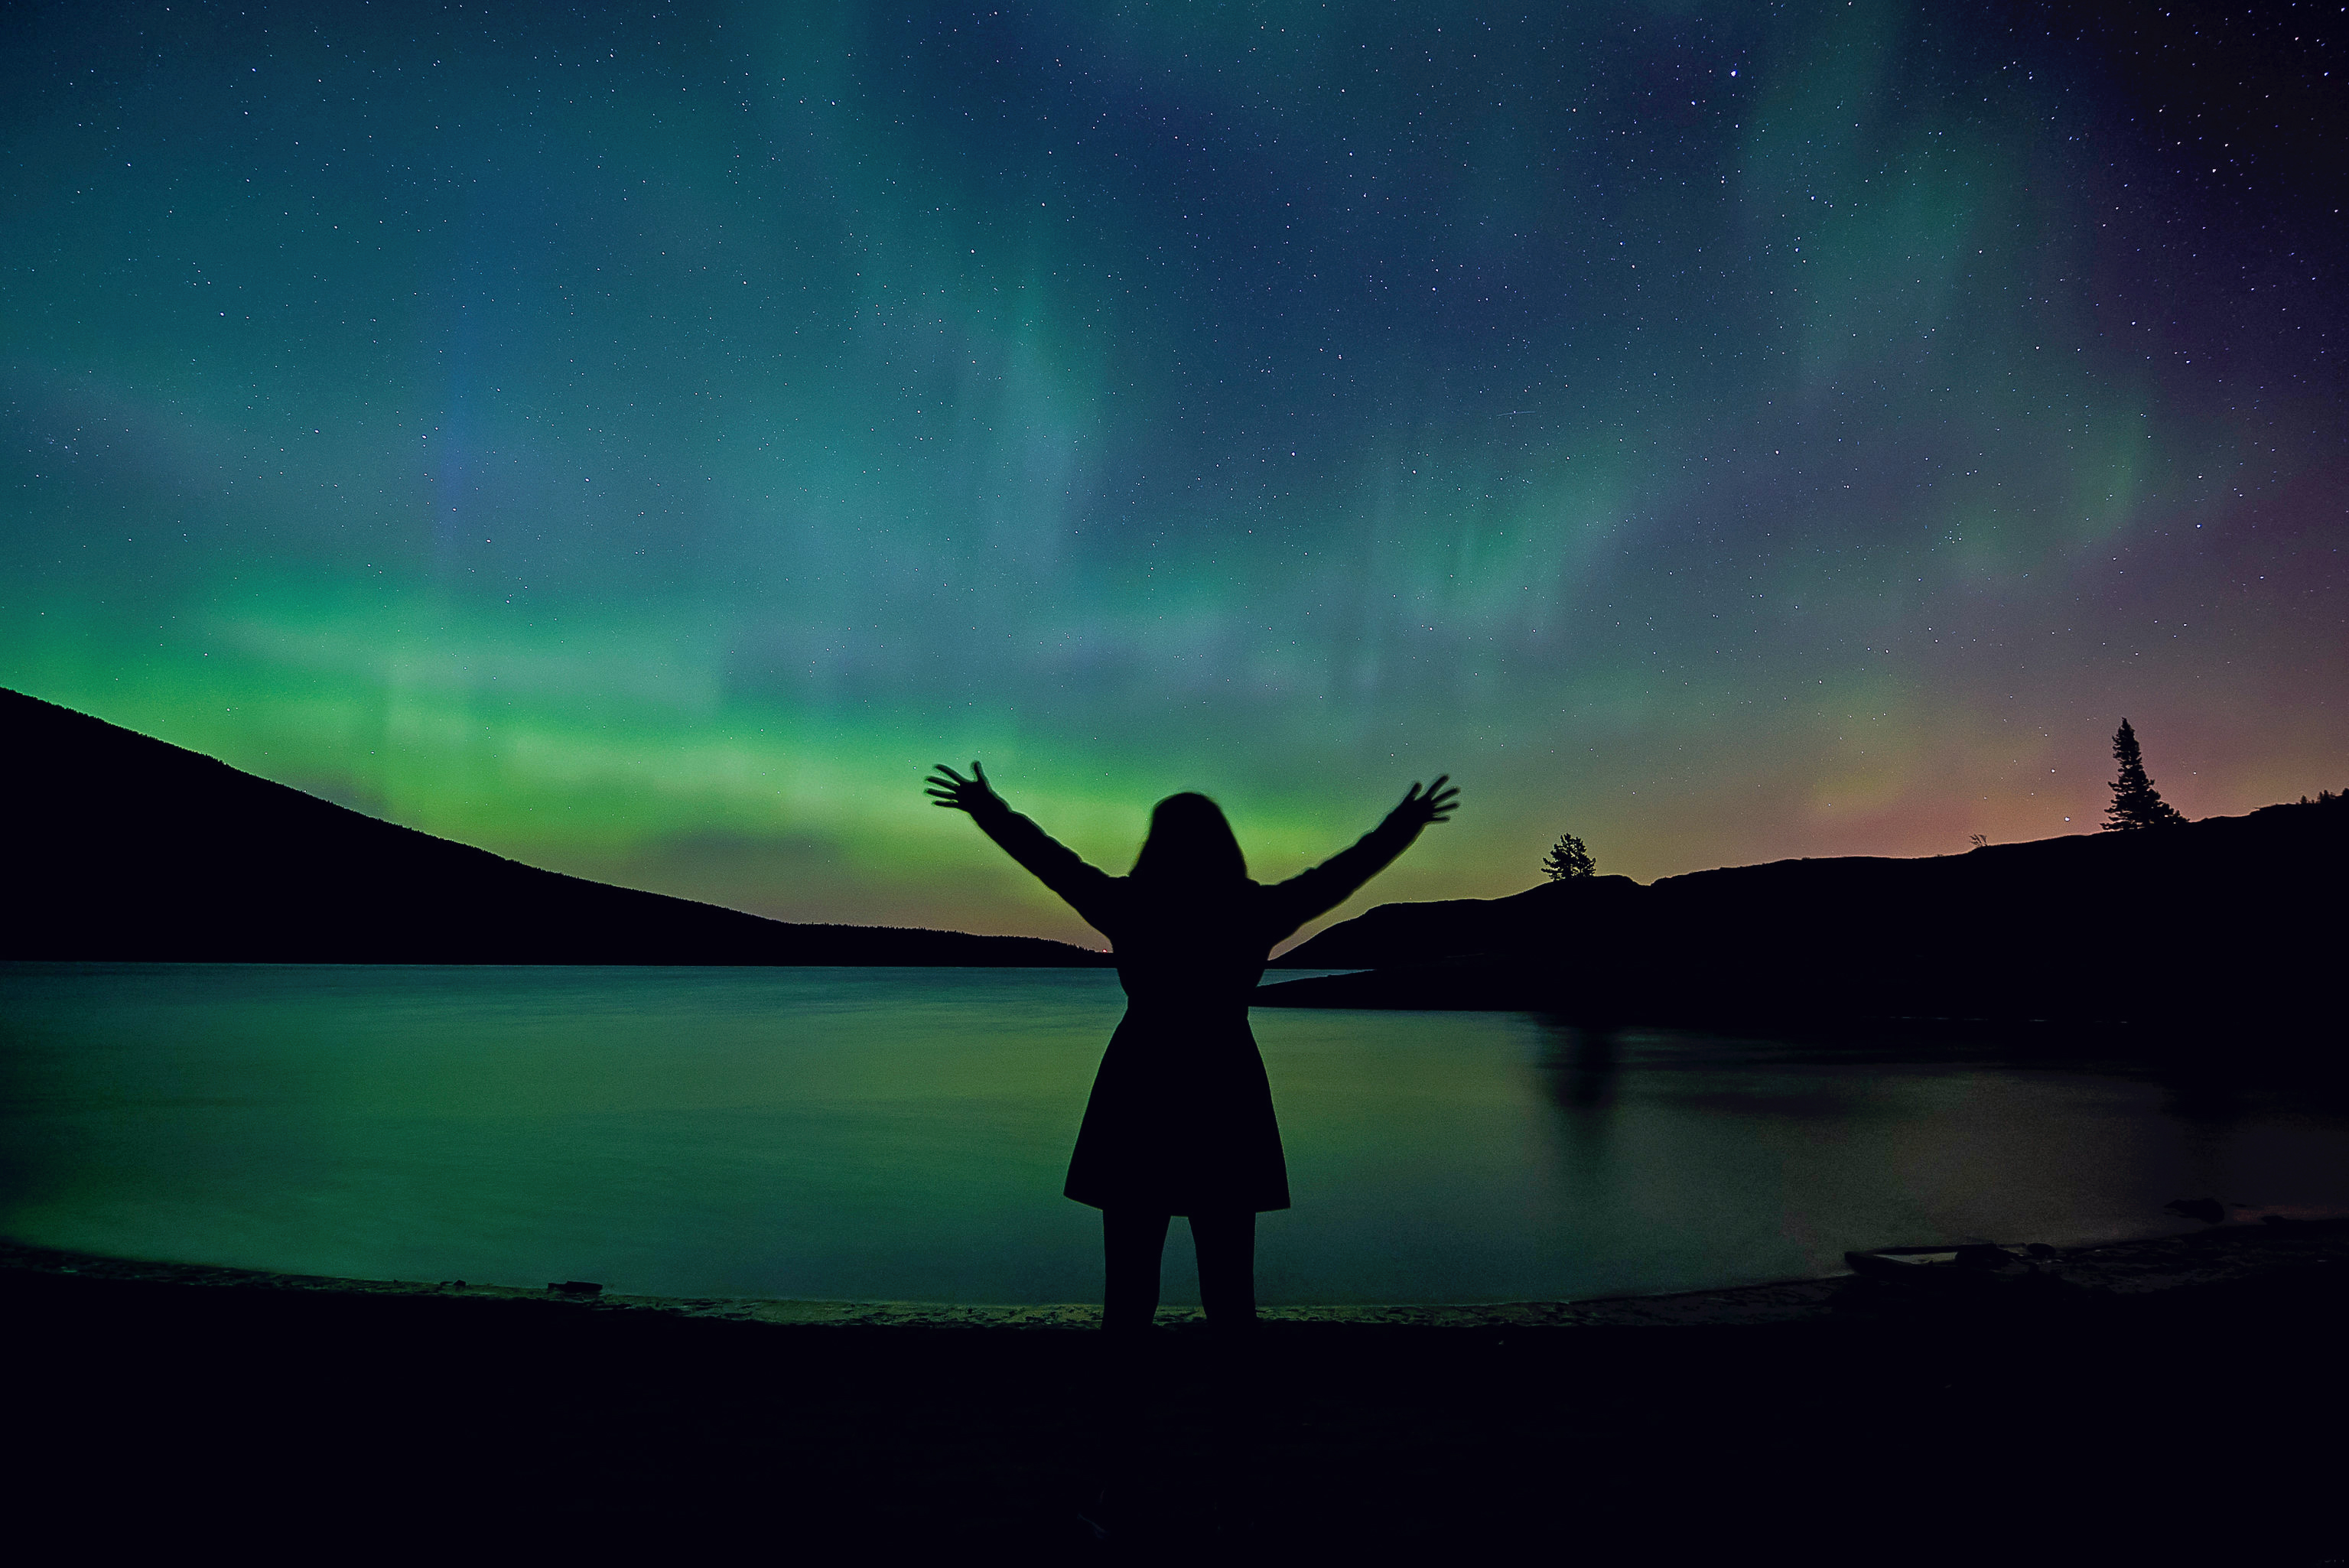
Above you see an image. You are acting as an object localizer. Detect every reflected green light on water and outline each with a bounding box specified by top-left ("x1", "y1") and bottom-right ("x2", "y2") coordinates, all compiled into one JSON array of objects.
[{"x1": 4, "y1": 965, "x2": 2346, "y2": 1303}]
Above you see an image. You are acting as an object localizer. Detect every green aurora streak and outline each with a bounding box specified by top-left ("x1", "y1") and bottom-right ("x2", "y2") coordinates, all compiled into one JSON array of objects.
[{"x1": 5, "y1": 1, "x2": 2344, "y2": 945}]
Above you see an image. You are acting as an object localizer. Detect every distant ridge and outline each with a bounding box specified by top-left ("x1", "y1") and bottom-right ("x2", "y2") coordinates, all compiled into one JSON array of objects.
[
  {"x1": 1261, "y1": 794, "x2": 2347, "y2": 1029},
  {"x1": 0, "y1": 688, "x2": 1108, "y2": 967}
]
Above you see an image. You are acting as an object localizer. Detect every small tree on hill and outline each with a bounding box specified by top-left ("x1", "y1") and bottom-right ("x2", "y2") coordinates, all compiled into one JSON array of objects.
[
  {"x1": 2103, "y1": 717, "x2": 2186, "y2": 831},
  {"x1": 1542, "y1": 832, "x2": 1596, "y2": 881}
]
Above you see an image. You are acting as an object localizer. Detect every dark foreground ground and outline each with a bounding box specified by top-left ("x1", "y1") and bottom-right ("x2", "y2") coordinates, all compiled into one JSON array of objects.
[{"x1": 7, "y1": 1226, "x2": 2346, "y2": 1563}]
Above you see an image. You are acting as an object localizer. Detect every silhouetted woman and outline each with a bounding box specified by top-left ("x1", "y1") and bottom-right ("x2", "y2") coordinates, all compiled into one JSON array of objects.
[{"x1": 922, "y1": 763, "x2": 1457, "y2": 1332}]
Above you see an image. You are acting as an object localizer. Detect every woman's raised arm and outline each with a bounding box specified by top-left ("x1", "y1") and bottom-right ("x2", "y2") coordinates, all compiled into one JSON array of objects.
[
  {"x1": 1263, "y1": 776, "x2": 1459, "y2": 940},
  {"x1": 926, "y1": 761, "x2": 1122, "y2": 935}
]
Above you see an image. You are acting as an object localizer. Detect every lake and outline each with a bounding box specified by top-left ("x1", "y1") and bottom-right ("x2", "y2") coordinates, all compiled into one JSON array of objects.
[{"x1": 4, "y1": 964, "x2": 2346, "y2": 1304}]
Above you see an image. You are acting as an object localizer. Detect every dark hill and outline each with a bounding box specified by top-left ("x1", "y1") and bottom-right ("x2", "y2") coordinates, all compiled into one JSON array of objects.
[
  {"x1": 1270, "y1": 874, "x2": 1648, "y2": 971},
  {"x1": 1262, "y1": 802, "x2": 2346, "y2": 1029},
  {"x1": 0, "y1": 688, "x2": 1108, "y2": 966}
]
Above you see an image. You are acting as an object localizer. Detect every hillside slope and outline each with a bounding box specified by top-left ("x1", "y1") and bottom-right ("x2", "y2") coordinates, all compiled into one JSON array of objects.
[
  {"x1": 1262, "y1": 800, "x2": 2344, "y2": 1027},
  {"x1": 0, "y1": 688, "x2": 1105, "y2": 966}
]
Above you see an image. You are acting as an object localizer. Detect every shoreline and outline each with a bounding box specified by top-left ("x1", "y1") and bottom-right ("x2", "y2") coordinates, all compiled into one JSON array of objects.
[
  {"x1": 8, "y1": 1215, "x2": 2343, "y2": 1328},
  {"x1": 11, "y1": 1220, "x2": 2344, "y2": 1554}
]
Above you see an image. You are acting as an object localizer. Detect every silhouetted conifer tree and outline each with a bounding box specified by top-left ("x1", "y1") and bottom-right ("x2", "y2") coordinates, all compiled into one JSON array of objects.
[
  {"x1": 2103, "y1": 717, "x2": 2185, "y2": 831},
  {"x1": 1542, "y1": 832, "x2": 1596, "y2": 880}
]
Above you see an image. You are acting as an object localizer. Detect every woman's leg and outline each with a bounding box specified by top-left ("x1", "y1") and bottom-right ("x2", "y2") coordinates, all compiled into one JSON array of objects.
[
  {"x1": 1188, "y1": 1209, "x2": 1257, "y2": 1330},
  {"x1": 1101, "y1": 1209, "x2": 1172, "y2": 1332},
  {"x1": 1088, "y1": 1210, "x2": 1171, "y2": 1527},
  {"x1": 1188, "y1": 1209, "x2": 1263, "y2": 1528}
]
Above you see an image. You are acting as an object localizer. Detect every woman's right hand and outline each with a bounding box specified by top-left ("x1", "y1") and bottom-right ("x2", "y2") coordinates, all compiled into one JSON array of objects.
[
  {"x1": 924, "y1": 760, "x2": 1003, "y2": 815},
  {"x1": 1389, "y1": 774, "x2": 1459, "y2": 827}
]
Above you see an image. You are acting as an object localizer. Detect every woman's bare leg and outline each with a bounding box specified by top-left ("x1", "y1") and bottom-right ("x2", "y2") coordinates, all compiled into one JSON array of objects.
[
  {"x1": 1189, "y1": 1209, "x2": 1262, "y2": 1530},
  {"x1": 1189, "y1": 1209, "x2": 1257, "y2": 1329},
  {"x1": 1101, "y1": 1209, "x2": 1172, "y2": 1332},
  {"x1": 1087, "y1": 1210, "x2": 1172, "y2": 1531}
]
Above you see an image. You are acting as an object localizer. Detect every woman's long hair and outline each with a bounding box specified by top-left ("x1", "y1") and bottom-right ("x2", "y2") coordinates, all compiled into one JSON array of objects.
[{"x1": 1129, "y1": 792, "x2": 1248, "y2": 886}]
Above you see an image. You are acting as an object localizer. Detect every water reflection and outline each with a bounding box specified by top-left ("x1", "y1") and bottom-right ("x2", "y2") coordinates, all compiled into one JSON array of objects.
[
  {"x1": 1531, "y1": 1019, "x2": 1618, "y2": 1112},
  {"x1": 5, "y1": 963, "x2": 2349, "y2": 1304}
]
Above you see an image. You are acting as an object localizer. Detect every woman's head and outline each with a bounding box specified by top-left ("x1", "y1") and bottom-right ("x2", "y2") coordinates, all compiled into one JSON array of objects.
[{"x1": 1130, "y1": 792, "x2": 1248, "y2": 886}]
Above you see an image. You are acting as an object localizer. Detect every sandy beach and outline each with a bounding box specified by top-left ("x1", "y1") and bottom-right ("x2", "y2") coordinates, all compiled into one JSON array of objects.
[{"x1": 7, "y1": 1221, "x2": 2343, "y2": 1559}]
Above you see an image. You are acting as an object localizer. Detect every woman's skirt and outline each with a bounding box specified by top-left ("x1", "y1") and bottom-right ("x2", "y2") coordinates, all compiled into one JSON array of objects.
[{"x1": 1062, "y1": 1009, "x2": 1291, "y2": 1215}]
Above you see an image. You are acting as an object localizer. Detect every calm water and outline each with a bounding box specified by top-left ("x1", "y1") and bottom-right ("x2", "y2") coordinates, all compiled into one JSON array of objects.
[{"x1": 4, "y1": 964, "x2": 2346, "y2": 1304}]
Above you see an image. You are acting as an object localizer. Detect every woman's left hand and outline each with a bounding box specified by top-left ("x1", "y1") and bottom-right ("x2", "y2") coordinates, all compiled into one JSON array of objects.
[{"x1": 924, "y1": 760, "x2": 1004, "y2": 814}]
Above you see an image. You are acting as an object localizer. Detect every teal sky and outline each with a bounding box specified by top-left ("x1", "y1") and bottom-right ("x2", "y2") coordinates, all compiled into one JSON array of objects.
[{"x1": 5, "y1": 1, "x2": 2344, "y2": 945}]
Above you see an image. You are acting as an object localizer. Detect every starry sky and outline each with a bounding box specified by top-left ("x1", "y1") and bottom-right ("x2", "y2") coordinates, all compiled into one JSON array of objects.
[{"x1": 5, "y1": 0, "x2": 2345, "y2": 945}]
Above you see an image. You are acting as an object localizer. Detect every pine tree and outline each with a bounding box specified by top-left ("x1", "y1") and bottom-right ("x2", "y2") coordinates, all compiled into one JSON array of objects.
[
  {"x1": 1541, "y1": 832, "x2": 1596, "y2": 880},
  {"x1": 2103, "y1": 717, "x2": 2185, "y2": 831}
]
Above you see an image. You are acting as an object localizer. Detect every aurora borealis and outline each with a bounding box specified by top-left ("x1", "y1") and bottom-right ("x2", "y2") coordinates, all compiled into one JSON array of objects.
[{"x1": 5, "y1": 2, "x2": 2344, "y2": 946}]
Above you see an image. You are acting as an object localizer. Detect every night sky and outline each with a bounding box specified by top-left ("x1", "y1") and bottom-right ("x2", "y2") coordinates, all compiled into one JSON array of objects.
[{"x1": 6, "y1": 1, "x2": 2345, "y2": 946}]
